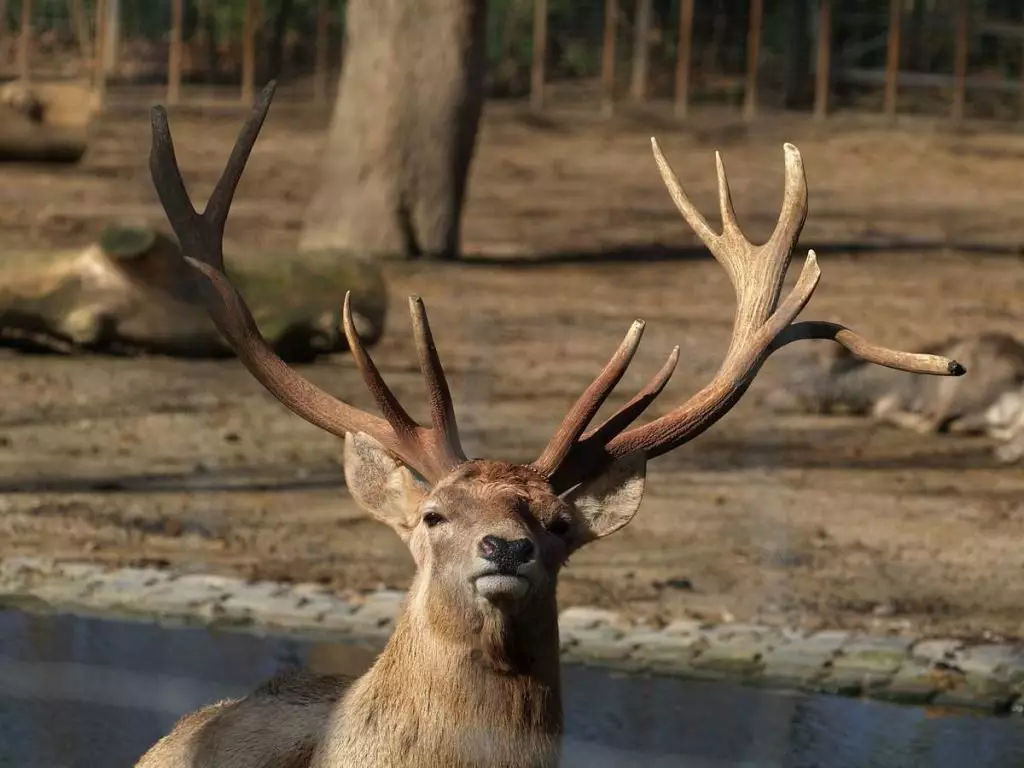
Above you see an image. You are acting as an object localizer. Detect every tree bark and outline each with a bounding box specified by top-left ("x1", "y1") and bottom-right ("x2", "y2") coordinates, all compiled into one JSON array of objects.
[{"x1": 299, "y1": 0, "x2": 488, "y2": 261}]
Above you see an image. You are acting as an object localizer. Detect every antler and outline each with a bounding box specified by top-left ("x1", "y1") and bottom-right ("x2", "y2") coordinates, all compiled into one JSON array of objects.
[
  {"x1": 539, "y1": 139, "x2": 965, "y2": 492},
  {"x1": 148, "y1": 81, "x2": 465, "y2": 483}
]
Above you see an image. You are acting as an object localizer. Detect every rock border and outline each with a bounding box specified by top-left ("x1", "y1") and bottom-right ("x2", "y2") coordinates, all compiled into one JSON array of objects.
[{"x1": 2, "y1": 557, "x2": 1023, "y2": 716}]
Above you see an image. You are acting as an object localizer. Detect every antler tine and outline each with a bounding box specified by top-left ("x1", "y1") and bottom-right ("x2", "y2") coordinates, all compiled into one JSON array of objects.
[
  {"x1": 547, "y1": 345, "x2": 680, "y2": 491},
  {"x1": 341, "y1": 293, "x2": 419, "y2": 440},
  {"x1": 531, "y1": 320, "x2": 646, "y2": 477},
  {"x1": 583, "y1": 345, "x2": 680, "y2": 443},
  {"x1": 771, "y1": 321, "x2": 965, "y2": 375},
  {"x1": 408, "y1": 296, "x2": 467, "y2": 468},
  {"x1": 149, "y1": 80, "x2": 457, "y2": 484},
  {"x1": 544, "y1": 141, "x2": 963, "y2": 491}
]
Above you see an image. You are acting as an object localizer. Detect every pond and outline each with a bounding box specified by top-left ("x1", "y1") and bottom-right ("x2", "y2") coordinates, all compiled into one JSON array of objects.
[{"x1": 1, "y1": 609, "x2": 1023, "y2": 767}]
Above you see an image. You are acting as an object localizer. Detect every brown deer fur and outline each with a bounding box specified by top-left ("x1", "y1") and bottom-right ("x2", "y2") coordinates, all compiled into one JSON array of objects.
[{"x1": 136, "y1": 440, "x2": 646, "y2": 768}]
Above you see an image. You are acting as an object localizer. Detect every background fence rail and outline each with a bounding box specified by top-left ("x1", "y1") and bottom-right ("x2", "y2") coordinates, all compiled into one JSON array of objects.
[{"x1": 0, "y1": 0, "x2": 1022, "y2": 123}]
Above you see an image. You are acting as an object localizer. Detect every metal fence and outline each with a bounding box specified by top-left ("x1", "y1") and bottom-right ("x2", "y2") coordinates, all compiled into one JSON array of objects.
[{"x1": 1, "y1": 0, "x2": 1023, "y2": 122}]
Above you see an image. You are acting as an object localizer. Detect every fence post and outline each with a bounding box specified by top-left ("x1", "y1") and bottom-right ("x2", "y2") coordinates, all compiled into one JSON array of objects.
[
  {"x1": 168, "y1": 0, "x2": 183, "y2": 105},
  {"x1": 17, "y1": 0, "x2": 31, "y2": 81},
  {"x1": 629, "y1": 0, "x2": 651, "y2": 102},
  {"x1": 674, "y1": 0, "x2": 694, "y2": 118},
  {"x1": 530, "y1": 0, "x2": 547, "y2": 111},
  {"x1": 813, "y1": 0, "x2": 832, "y2": 119},
  {"x1": 951, "y1": 0, "x2": 969, "y2": 123},
  {"x1": 104, "y1": 0, "x2": 120, "y2": 74},
  {"x1": 1020, "y1": 33, "x2": 1024, "y2": 124},
  {"x1": 68, "y1": 0, "x2": 93, "y2": 63},
  {"x1": 242, "y1": 0, "x2": 256, "y2": 104},
  {"x1": 884, "y1": 0, "x2": 901, "y2": 118},
  {"x1": 743, "y1": 0, "x2": 763, "y2": 121},
  {"x1": 314, "y1": 0, "x2": 329, "y2": 104},
  {"x1": 93, "y1": 0, "x2": 107, "y2": 97},
  {"x1": 600, "y1": 0, "x2": 617, "y2": 116}
]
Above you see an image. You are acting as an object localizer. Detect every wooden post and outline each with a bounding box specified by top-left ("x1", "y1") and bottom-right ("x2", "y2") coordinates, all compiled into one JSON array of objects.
[
  {"x1": 1020, "y1": 31, "x2": 1024, "y2": 124},
  {"x1": 743, "y1": 0, "x2": 763, "y2": 120},
  {"x1": 104, "y1": 0, "x2": 120, "y2": 74},
  {"x1": 884, "y1": 0, "x2": 902, "y2": 118},
  {"x1": 674, "y1": 0, "x2": 694, "y2": 118},
  {"x1": 813, "y1": 0, "x2": 832, "y2": 119},
  {"x1": 629, "y1": 0, "x2": 652, "y2": 102},
  {"x1": 17, "y1": 0, "x2": 31, "y2": 81},
  {"x1": 314, "y1": 0, "x2": 329, "y2": 104},
  {"x1": 950, "y1": 0, "x2": 969, "y2": 123},
  {"x1": 600, "y1": 0, "x2": 617, "y2": 116},
  {"x1": 68, "y1": 0, "x2": 93, "y2": 63},
  {"x1": 530, "y1": 0, "x2": 547, "y2": 111},
  {"x1": 168, "y1": 0, "x2": 183, "y2": 105},
  {"x1": 92, "y1": 0, "x2": 107, "y2": 96},
  {"x1": 241, "y1": 0, "x2": 256, "y2": 104}
]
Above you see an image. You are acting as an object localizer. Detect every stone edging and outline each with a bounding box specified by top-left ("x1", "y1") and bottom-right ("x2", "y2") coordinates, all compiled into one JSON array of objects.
[{"x1": 2, "y1": 557, "x2": 1023, "y2": 716}]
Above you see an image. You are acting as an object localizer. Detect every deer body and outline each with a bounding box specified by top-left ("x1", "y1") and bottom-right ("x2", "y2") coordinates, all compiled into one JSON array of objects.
[
  {"x1": 763, "y1": 332, "x2": 1024, "y2": 436},
  {"x1": 135, "y1": 81, "x2": 962, "y2": 766}
]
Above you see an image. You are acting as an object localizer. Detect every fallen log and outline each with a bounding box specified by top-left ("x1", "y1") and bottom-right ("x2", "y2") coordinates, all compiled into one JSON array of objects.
[
  {"x1": 0, "y1": 79, "x2": 99, "y2": 164},
  {"x1": 0, "y1": 224, "x2": 388, "y2": 361}
]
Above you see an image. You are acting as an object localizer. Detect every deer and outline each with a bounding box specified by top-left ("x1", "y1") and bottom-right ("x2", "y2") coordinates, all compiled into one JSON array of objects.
[
  {"x1": 761, "y1": 332, "x2": 1024, "y2": 437},
  {"x1": 985, "y1": 383, "x2": 1024, "y2": 464},
  {"x1": 134, "y1": 82, "x2": 963, "y2": 768}
]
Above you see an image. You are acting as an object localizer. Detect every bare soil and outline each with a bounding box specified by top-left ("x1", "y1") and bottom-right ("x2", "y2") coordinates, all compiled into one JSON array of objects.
[{"x1": 2, "y1": 96, "x2": 1024, "y2": 639}]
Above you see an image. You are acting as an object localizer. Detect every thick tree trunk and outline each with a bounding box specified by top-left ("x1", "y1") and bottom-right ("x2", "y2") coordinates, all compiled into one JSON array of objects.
[{"x1": 300, "y1": 0, "x2": 488, "y2": 260}]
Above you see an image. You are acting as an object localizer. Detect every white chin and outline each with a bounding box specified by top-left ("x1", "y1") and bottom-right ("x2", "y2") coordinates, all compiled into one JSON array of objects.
[{"x1": 474, "y1": 574, "x2": 529, "y2": 602}]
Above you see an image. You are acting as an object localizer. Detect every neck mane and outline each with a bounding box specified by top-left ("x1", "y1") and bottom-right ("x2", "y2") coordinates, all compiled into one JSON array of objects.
[{"x1": 335, "y1": 587, "x2": 564, "y2": 767}]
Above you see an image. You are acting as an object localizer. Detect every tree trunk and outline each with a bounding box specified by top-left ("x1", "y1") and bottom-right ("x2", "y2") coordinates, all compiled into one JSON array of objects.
[{"x1": 299, "y1": 0, "x2": 488, "y2": 261}]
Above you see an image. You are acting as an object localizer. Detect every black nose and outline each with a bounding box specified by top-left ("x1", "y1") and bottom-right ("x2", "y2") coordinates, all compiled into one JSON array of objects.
[{"x1": 479, "y1": 535, "x2": 535, "y2": 571}]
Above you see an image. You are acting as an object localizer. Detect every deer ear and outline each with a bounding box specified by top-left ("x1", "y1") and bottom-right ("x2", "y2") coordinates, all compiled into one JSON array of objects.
[
  {"x1": 563, "y1": 451, "x2": 646, "y2": 549},
  {"x1": 343, "y1": 432, "x2": 428, "y2": 541}
]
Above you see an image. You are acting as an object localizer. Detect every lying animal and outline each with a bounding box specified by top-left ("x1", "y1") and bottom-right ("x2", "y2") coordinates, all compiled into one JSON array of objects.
[{"x1": 762, "y1": 331, "x2": 1024, "y2": 438}]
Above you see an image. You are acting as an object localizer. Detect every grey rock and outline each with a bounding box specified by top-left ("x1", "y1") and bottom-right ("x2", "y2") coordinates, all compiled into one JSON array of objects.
[
  {"x1": 141, "y1": 573, "x2": 234, "y2": 615},
  {"x1": 54, "y1": 562, "x2": 105, "y2": 581},
  {"x1": 559, "y1": 607, "x2": 625, "y2": 632},
  {"x1": 871, "y1": 660, "x2": 943, "y2": 705},
  {"x1": 820, "y1": 635, "x2": 912, "y2": 693},
  {"x1": 28, "y1": 579, "x2": 98, "y2": 605},
  {"x1": 692, "y1": 630, "x2": 781, "y2": 676},
  {"x1": 760, "y1": 632, "x2": 850, "y2": 687},
  {"x1": 561, "y1": 625, "x2": 624, "y2": 648},
  {"x1": 911, "y1": 639, "x2": 963, "y2": 663},
  {"x1": 662, "y1": 619, "x2": 705, "y2": 637},
  {"x1": 933, "y1": 673, "x2": 1017, "y2": 713},
  {"x1": 86, "y1": 568, "x2": 174, "y2": 609},
  {"x1": 953, "y1": 644, "x2": 1024, "y2": 681},
  {"x1": 345, "y1": 589, "x2": 405, "y2": 636}
]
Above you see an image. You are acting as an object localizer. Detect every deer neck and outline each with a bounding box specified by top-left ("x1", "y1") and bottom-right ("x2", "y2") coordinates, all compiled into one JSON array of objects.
[{"x1": 332, "y1": 587, "x2": 564, "y2": 767}]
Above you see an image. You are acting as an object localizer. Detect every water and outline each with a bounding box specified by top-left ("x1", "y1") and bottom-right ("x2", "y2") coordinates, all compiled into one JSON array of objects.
[{"x1": 1, "y1": 610, "x2": 1023, "y2": 767}]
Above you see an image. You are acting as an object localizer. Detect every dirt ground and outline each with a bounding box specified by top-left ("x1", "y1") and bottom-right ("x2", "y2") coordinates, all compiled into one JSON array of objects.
[{"x1": 2, "y1": 95, "x2": 1024, "y2": 640}]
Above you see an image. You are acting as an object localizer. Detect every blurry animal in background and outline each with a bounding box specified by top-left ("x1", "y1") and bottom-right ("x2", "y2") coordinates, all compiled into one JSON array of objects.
[
  {"x1": 763, "y1": 331, "x2": 1024, "y2": 457},
  {"x1": 985, "y1": 384, "x2": 1024, "y2": 464}
]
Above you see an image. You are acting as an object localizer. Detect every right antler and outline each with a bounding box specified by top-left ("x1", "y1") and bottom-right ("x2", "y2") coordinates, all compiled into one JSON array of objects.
[
  {"x1": 538, "y1": 140, "x2": 965, "y2": 492},
  {"x1": 148, "y1": 81, "x2": 465, "y2": 483}
]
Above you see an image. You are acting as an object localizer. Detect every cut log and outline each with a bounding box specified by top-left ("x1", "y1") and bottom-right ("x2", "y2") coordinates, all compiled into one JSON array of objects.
[
  {"x1": 0, "y1": 224, "x2": 388, "y2": 361},
  {"x1": 0, "y1": 79, "x2": 99, "y2": 164}
]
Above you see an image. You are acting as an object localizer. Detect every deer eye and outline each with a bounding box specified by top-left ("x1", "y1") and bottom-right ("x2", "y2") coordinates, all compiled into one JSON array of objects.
[
  {"x1": 422, "y1": 510, "x2": 446, "y2": 528},
  {"x1": 546, "y1": 517, "x2": 571, "y2": 537}
]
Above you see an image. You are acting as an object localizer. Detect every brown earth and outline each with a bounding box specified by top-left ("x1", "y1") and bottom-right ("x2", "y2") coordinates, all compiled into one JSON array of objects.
[{"x1": 2, "y1": 94, "x2": 1024, "y2": 640}]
